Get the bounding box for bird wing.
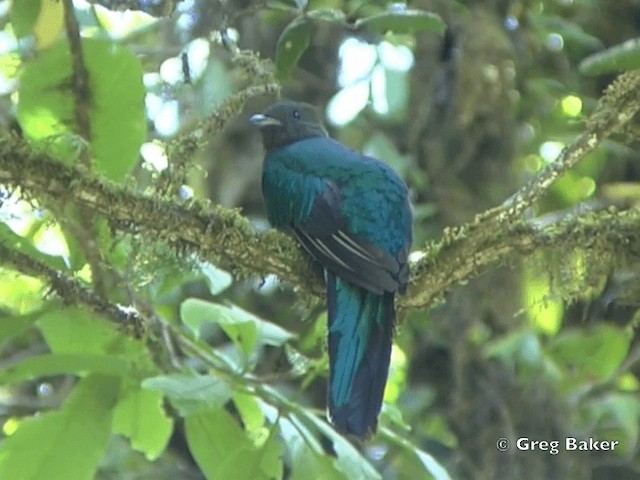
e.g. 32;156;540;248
262;139;410;294
292;180;405;295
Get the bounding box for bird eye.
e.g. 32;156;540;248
292;110;301;119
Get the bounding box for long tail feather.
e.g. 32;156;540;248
326;272;394;438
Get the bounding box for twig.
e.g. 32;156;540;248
62;0;91;168
404;206;640;309
62;0;116;298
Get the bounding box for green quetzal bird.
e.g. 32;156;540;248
250;101;412;438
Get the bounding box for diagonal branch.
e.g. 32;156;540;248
478;71;640;225
0;241;140;327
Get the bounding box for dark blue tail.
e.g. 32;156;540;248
326;272;394;438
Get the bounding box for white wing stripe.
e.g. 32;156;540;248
299;231;355;272
332;232;376;263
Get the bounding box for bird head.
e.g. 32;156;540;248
250;100;327;151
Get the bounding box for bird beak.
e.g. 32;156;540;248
249;114;282;127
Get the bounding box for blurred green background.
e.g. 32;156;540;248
1;0;639;479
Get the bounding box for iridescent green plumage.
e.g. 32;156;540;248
251;101;412;438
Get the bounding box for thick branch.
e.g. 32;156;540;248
1;73;639;311
2;131;640;312
405;207;640;308
0;133;323;296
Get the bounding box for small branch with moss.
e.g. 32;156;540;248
0;241;141;328
157;39;279;197
159;83;279;196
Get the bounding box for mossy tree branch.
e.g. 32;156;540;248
405;206;640;309
1;73;640;316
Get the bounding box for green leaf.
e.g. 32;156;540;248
38;307;119;354
185;409;239;480
0;270;46;314
185;408;283;480
0;353;129;384
217;430;283;480
142;374;234;416
0;311;40;347
17;38;146;182
294;404;381;479
181;298;257;357
414;448;452;480
259;432;285;480
0;374;120;480
535;15;604;52
485;328;542;368
258;386;359;478
523;264;563;335
180;298;251;357
112;383;174;460
588;393;640;453
381;427;452;480
307;8;346;23
86;37;146;181
181;299;294;357
38;307;152;363
355;9;445;35
548;325;631;385
580;38;640;75
11;0;41;38
199;262;233;295
279;417;337;480
275;16;311;79
0;215;68;272
234;393;266;437
258;315;297;347
330;430;381;479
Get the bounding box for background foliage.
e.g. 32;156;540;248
1;0;640;479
